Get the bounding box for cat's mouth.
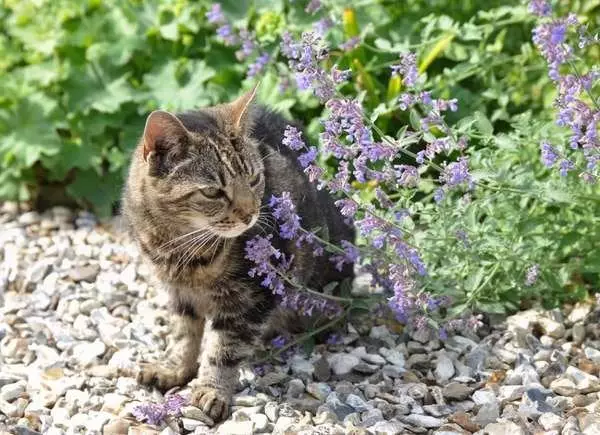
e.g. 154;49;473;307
213;214;259;238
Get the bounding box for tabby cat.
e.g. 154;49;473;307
122;86;354;421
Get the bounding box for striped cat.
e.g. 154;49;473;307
122;86;354;421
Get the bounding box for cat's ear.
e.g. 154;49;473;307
228;82;259;133
142;110;188;161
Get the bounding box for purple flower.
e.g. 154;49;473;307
528;0;551;17
132;403;167;425
206;4;226;24
305;0;322;14
271;335;287;348
326;333;343;345
283;125;306;151
335;198;359;217
559;159;575;176
395;165;419;187
330;240;360;271
247;52;270;78
217;24;238;46
525;264;540;286
270;193;302;239
440;157;473;189
313;17;333;36
236;29;256;61
339;37;360;51
298;147;318;168
390;52;418;87
540;141;559;167
532;16;578;81
164;394;187;416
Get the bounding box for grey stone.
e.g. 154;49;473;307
313;356;331;382
434;353;455;383
573;323;586;344
1;382;25;402
181;406;215;426
286;379;305;398
483;421;525;435
68;265;100;282
379;347;405;367
473;402;500;426
472;389;497;406
328;353;360;376
216;420;254;434
403;414;444;428
442;382;474;401
539;412;564;431
367;421;406;434
306;382;331;401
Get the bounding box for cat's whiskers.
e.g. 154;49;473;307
154;230;212;260
174;232;218;274
154;227;209;252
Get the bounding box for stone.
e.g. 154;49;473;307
351;347;387;365
71;340;106;367
103;417;131;435
573;323;586;344
1;382;25;402
232;395;265;407
286;379;305;398
435;353;455;383
272;416;296;433
448;412;480;432
379;348;405;367
483;421;525;435
180;406;215;426
313;357;331;382
403;414;444;428
345;394;368;411
538;318;565;338
443;382;474;401
216;420;254;434
473;402;499;426
328;353;360;376
250;413;269;432
264;401;279;422
306;382;331;401
101;393;128;414
68;264;100;282
568;303;591;324
353;362;378;374
498;385;525;402
539;412;564;431
290;355;314;379
472;389;497;406
368;421;406;434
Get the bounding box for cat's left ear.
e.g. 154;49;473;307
228;82;259;133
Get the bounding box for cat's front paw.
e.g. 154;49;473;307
190;385;231;422
137;362;197;392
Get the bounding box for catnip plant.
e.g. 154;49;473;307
205;0;599;350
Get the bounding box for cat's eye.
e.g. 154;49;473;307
198;186;223;199
249;173;262;187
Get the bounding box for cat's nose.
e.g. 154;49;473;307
233;208;253;225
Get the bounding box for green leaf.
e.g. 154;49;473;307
474;111;493;137
0;93;63;167
142;60;215;111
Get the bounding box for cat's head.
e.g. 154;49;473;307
138;85;264;238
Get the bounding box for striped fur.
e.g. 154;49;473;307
122;96;354;421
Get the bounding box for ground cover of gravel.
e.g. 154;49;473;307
1;204;600;435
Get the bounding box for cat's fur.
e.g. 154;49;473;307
122;88;354;421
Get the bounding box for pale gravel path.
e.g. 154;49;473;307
1;204;600;435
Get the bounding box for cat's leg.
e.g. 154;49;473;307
137;300;204;391
190;305;265;421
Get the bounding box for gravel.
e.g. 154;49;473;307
2;204;600;434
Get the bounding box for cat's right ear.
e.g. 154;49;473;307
142;110;188;162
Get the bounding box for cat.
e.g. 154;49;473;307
122;85;355;421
